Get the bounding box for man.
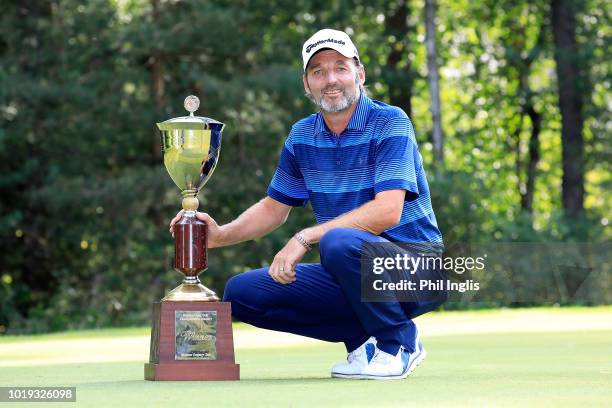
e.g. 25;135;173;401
170;28;445;379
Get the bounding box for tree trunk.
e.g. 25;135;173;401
151;0;163;160
425;0;444;170
551;0;585;218
506;16;546;215
521;105;542;212
384;0;413;118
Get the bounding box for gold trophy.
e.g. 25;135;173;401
145;95;239;381
158;95;222;302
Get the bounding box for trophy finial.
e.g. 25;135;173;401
184;95;200;116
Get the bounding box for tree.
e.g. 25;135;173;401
382;0;414;117
498;2;548;214
425;0;444;170
551;0;586;218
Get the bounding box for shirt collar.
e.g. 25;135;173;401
314;93;373;136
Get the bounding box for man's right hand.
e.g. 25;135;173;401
169;210;226;248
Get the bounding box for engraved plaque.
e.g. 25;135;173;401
174;310;217;360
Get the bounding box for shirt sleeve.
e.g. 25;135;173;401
267;136;310;207
374;116;420;202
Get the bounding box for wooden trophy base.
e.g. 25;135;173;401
145;301;240;381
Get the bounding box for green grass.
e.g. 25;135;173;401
1;309;611;407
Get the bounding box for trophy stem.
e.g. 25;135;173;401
181;189;199;212
163;197;219;302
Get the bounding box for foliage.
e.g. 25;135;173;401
0;0;609;333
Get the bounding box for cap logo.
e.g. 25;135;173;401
305;38;346;53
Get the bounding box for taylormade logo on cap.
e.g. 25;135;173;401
305;38;346;54
302;29;360;71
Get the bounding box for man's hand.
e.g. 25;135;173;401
169;210;226;248
268;236;308;284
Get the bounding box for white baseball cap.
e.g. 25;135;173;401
302;29;360;71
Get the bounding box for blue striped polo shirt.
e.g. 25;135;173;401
267;94;443;245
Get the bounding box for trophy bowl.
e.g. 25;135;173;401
157;95;225;302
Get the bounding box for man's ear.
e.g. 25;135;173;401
358;65;366;86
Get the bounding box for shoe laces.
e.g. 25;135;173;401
347;338;377;363
372;346;404;365
371;350;392;364
347;346;364;363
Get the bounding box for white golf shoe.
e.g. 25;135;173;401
331;337;377;377
331;335;427;380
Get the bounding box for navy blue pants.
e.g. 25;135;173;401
223;228;444;355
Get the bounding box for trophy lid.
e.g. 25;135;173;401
157;96;225;131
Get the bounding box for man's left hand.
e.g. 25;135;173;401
268;237;308;284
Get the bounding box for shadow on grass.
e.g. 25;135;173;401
79;377;342;387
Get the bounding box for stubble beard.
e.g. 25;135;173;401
307;76;361;113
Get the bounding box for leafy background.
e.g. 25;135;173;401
0;0;609;333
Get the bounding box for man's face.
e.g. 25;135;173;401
303;50;365;113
